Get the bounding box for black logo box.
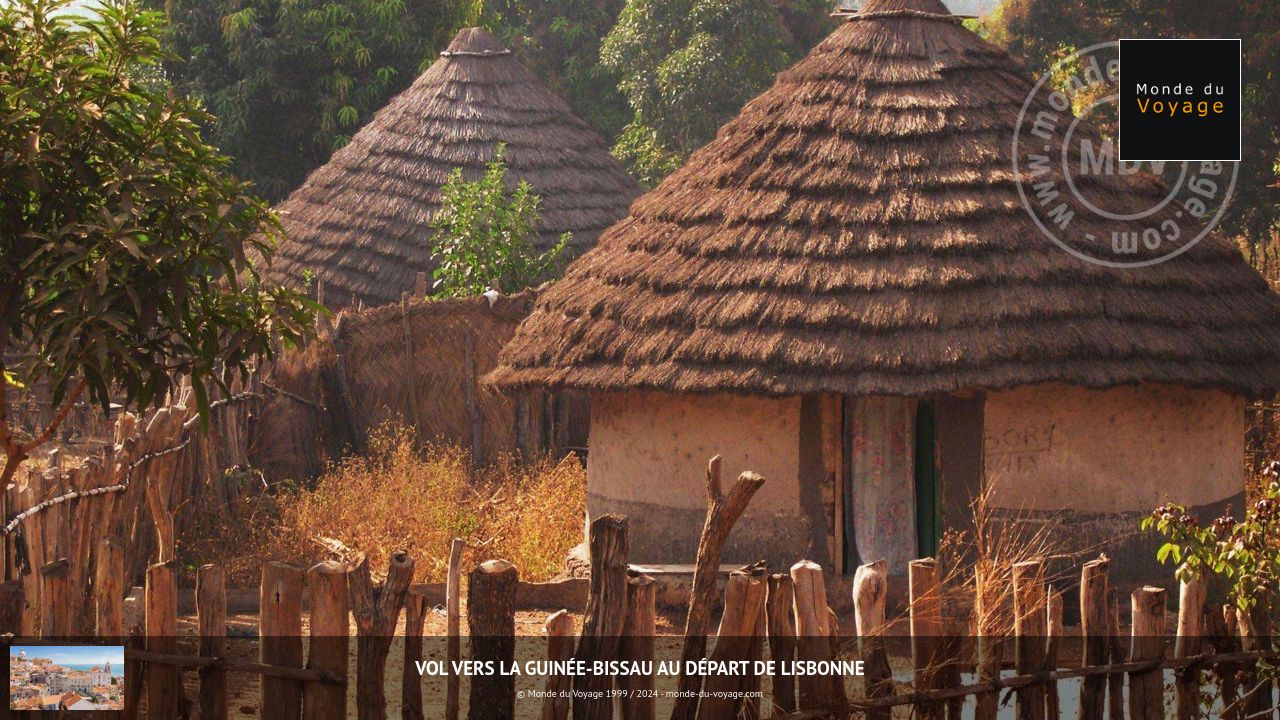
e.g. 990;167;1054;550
1118;38;1241;162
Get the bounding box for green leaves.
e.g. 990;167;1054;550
429;144;569;298
0;0;316;428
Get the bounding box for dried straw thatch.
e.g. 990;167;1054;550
491;0;1280;398
266;28;640;308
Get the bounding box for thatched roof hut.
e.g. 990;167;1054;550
491;0;1280;577
267;28;640;308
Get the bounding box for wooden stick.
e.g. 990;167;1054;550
95;536;124;638
1175;572;1206;720
446;538;464;720
146;561;180;719
698;564;768;720
261;561;305;720
1013;560;1046;720
402;588;428;720
305;560;349;720
197;564;228;720
909;558;943;720
671;457;765;720
767;573;798;716
1046;588;1063;720
791;560;846;717
621;573;657;720
1129;586;1167;720
574;514;629;720
1078;556;1109;720
126;647;344;682
350;550;415;720
543;609;575;720
468;559;519;720
852;560;890;720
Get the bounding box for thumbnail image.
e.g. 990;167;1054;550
9;646;125;711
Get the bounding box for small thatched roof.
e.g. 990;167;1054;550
266;28;641;308
491;0;1280;398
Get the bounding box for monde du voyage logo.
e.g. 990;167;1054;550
1013;39;1242;268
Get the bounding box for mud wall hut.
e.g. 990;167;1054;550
490;0;1280;580
267;28;640;309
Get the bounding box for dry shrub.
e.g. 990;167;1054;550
270;423;585;582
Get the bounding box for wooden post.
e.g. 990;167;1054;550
671;458;765;720
1046;588;1063;720
767;573;798;716
414;271;428;297
304;561;349;720
446;538;464;720
95;537;124;638
621;573;657;720
197;564;228;720
853;560;890;720
1079;556;1110;720
791;560;846;717
1208;605;1242;720
574;514;628;720
1013;560;1046;720
974;563;1003;720
40;558;71;638
1237;606;1274;720
543;610;575;720
146;561;180;719
0;580;23;635
697;564;768;720
1128;586;1167;720
1174;573;1206;720
1106;588;1125;720
468;559;518;720
402;588;428;720
123;624;145;720
350;551;415;720
910;558;943;720
261;561;305;720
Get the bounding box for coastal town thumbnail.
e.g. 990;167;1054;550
8;646;125;711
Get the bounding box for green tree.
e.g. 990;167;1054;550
483;0;631;143
0;0;316;491
986;0;1280;268
149;0;481;200
430;145;569;297
600;0;833;186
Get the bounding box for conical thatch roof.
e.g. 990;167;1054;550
267;28;641;308
491;0;1280;397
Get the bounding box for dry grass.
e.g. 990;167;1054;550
267;424;586;583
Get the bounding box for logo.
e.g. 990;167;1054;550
1012;41;1238;268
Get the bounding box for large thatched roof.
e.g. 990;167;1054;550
491;0;1280;397
266;28;640;308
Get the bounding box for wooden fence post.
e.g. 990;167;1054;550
767;573;798;716
0;580;23;635
621;573;657;720
543;609;575;720
1237;606;1274;720
1079;557;1109;720
350;551;415;720
791;560;847;717
304;560;349;720
910;558;943;720
574;514;628;720
1013;560;1046;720
671;458;765;720
468;559;519;720
697;564;768;720
402;588;428;720
446;538;464;720
146;561;180;719
41;558;71;637
853;559;890;720
974;563;1003;720
1046;588;1063;720
1175;572;1206;720
1129;586;1167;720
1106;588;1125;720
95;537;124;638
197;564;228;720
262;561;305;720
1208;605;1242;720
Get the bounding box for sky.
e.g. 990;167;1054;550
11;645;125;667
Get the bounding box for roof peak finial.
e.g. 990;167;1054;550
856;0;953;16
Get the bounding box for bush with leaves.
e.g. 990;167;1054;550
0;0;316;492
430;145;569;297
